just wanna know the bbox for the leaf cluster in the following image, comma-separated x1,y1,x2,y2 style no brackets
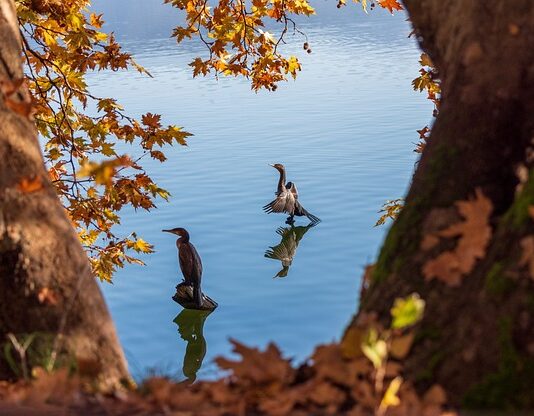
17,0,191,281
166,0,402,91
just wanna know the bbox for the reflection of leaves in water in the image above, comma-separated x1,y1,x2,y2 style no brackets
173,309,213,382
264,222,315,278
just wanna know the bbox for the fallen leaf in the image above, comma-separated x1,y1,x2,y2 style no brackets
215,339,294,385
390,332,415,360
423,384,447,406
17,176,44,193
341,326,365,359
423,188,493,286
420,234,439,251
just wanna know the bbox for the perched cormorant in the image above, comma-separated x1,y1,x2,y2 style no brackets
163,227,203,308
263,163,320,224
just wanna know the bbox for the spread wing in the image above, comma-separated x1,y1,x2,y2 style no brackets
263,189,297,215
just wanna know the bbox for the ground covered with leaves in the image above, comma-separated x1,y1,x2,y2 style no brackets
0,339,456,416
0,296,458,416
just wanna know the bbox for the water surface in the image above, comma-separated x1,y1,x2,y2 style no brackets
90,1,430,380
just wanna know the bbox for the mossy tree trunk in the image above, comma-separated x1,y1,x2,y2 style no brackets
353,0,534,409
0,0,128,389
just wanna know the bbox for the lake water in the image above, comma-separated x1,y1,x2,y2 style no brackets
89,0,430,381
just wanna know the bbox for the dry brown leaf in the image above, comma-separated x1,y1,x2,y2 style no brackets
423,384,447,406
24,368,79,407
390,332,415,360
312,344,372,388
420,234,439,251
258,388,300,416
308,380,346,407
215,339,294,385
519,236,534,280
17,176,44,193
341,326,365,359
385,361,403,378
422,188,492,286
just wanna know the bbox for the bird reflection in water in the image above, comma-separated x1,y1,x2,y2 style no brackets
264,222,316,278
173,309,213,383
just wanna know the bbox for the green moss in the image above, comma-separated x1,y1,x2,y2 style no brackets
372,196,426,284
502,168,534,230
413,325,441,345
372,143,462,285
463,318,534,409
484,263,514,296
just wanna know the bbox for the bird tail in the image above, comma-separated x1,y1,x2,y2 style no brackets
193,284,203,308
295,201,321,224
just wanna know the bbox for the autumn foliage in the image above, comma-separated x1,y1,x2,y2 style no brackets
0,294,458,416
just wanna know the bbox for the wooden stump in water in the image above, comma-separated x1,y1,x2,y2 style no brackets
172,282,218,311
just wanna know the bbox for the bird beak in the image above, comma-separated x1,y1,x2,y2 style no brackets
269,164,275,167
162,229,173,234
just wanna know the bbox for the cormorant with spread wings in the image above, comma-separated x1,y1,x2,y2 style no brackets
263,163,320,224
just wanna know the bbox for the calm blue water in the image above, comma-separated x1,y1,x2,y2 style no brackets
89,1,430,381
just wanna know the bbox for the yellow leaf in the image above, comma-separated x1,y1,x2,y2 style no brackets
379,376,403,413
134,238,154,253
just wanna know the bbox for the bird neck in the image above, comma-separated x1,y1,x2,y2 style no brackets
276,168,286,192
178,231,190,243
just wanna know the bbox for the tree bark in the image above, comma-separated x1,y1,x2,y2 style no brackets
351,0,534,409
0,0,129,389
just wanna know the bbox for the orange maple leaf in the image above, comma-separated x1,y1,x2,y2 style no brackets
17,176,44,193
422,188,493,286
141,113,162,129
378,0,403,13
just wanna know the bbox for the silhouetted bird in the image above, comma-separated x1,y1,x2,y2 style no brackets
263,164,320,224
163,227,203,308
265,223,315,277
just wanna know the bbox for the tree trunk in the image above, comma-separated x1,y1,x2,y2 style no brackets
0,0,129,389
351,0,534,409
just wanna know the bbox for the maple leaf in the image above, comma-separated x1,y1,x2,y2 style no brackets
141,113,162,129
422,188,493,286
377,0,403,14
215,339,294,385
